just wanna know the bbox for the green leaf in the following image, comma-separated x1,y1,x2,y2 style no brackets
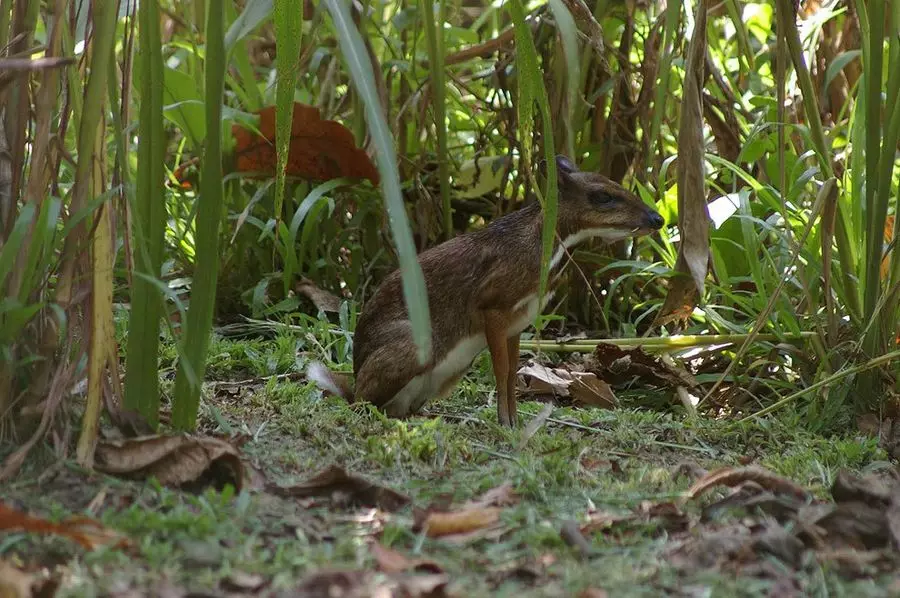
274,0,303,262
225,0,274,53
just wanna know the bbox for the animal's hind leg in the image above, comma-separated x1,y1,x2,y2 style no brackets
355,340,429,418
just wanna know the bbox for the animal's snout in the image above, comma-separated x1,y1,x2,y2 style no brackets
646,211,665,230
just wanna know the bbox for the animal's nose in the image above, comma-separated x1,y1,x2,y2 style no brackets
647,211,665,229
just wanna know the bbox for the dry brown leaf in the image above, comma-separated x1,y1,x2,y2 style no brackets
220,571,268,593
93,434,244,491
687,466,811,502
266,464,410,512
580,510,637,535
517,363,616,409
658,0,710,321
290,568,450,598
370,543,442,575
418,507,501,538
463,482,519,509
296,278,342,313
0,502,129,551
578,589,610,598
586,343,697,389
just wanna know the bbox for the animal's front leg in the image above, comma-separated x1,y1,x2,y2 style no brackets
505,334,520,426
484,310,512,427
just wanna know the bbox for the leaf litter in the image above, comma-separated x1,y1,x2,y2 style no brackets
7,424,900,596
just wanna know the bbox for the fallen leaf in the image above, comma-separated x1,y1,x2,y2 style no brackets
463,483,519,509
0,501,129,551
296,278,342,313
585,343,698,389
288,568,449,598
517,363,616,409
686,466,810,503
416,506,501,538
93,434,245,492
266,464,410,512
220,571,268,592
580,510,637,535
578,589,609,598
370,543,442,574
232,102,379,185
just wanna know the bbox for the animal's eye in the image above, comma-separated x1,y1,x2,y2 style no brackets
591,191,615,205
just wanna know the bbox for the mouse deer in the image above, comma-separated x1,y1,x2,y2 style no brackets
308,155,664,426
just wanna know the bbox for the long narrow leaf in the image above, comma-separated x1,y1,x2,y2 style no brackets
124,0,167,427
508,0,558,304
273,0,303,245
172,3,227,430
323,0,432,365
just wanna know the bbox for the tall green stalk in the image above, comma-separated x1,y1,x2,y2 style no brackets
421,0,451,241
124,0,167,427
860,0,886,359
172,3,226,430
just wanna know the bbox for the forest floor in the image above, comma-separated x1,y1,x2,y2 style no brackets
2,328,899,597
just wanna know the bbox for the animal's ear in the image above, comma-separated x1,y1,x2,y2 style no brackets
555,155,577,175
538,155,578,180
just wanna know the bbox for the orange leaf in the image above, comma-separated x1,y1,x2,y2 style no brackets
232,102,379,185
0,501,130,550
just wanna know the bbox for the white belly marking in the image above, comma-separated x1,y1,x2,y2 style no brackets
384,334,487,416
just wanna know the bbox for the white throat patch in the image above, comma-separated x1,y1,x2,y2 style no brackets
549,227,633,271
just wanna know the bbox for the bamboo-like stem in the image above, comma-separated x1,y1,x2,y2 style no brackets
421,0,451,241
520,332,815,353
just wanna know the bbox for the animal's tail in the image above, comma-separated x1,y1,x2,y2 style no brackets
306,361,355,401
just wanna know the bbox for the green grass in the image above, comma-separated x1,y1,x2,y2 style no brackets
0,330,894,597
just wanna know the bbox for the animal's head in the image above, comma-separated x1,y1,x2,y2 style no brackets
540,155,664,242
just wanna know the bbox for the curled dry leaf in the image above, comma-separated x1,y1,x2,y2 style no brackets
0,501,130,551
686,466,811,503
232,102,379,185
266,464,410,512
517,363,616,409
94,434,245,491
585,343,697,390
